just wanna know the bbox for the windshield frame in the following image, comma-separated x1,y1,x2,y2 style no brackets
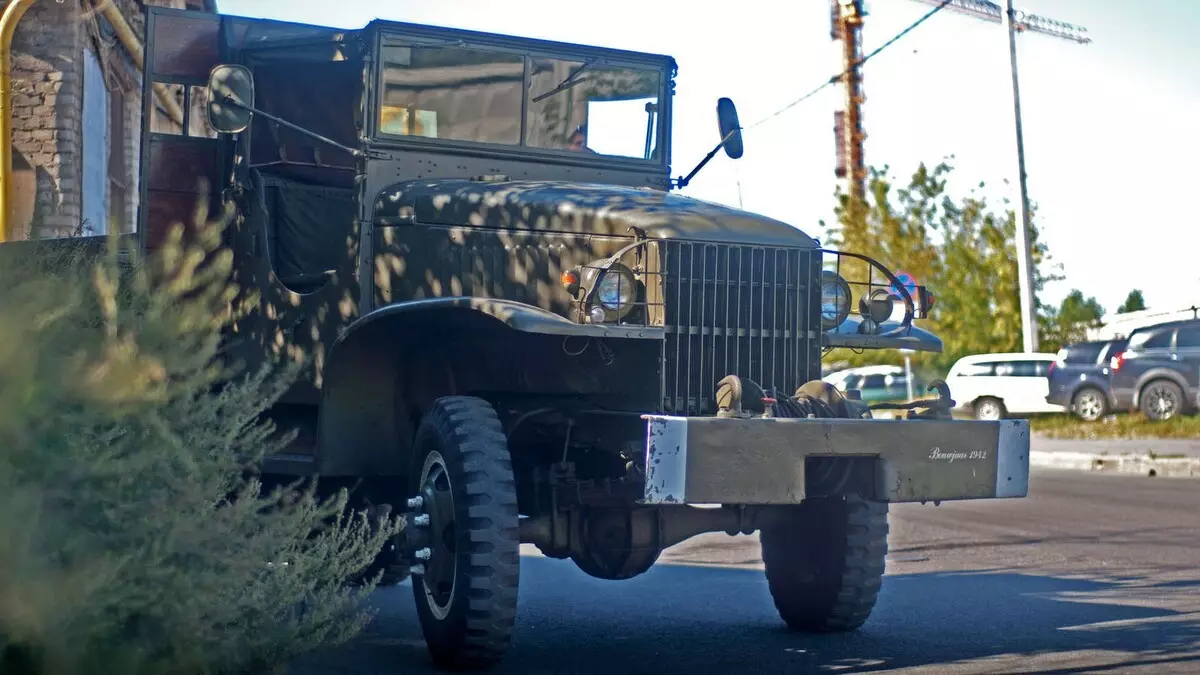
366,23,673,172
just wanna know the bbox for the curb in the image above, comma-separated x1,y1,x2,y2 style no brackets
1030,450,1200,478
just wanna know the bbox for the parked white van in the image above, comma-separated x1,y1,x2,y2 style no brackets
943,352,1066,420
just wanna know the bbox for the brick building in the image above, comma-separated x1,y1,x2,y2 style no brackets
6,0,215,241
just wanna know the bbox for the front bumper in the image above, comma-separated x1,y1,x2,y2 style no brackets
641,415,1030,505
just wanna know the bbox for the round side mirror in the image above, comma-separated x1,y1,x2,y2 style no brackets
207,64,256,134
716,97,744,160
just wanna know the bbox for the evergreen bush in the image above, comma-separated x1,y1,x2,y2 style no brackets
0,196,399,675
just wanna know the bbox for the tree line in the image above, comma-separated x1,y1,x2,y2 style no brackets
822,159,1147,376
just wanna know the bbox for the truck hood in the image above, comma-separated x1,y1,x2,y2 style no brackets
372,179,818,248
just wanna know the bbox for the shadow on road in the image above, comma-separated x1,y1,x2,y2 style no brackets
288,555,1200,675
888,524,1200,556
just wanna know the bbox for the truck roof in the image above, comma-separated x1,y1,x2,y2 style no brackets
223,11,677,71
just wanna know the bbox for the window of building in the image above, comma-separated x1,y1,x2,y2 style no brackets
108,72,129,233
81,48,110,237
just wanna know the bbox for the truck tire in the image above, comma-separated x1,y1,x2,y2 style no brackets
409,396,520,671
760,494,888,632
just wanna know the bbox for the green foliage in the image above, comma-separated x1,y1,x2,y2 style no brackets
1117,289,1147,314
823,159,1060,377
1039,289,1105,353
0,197,399,675
1030,412,1200,440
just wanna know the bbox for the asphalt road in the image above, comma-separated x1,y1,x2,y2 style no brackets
291,469,1200,675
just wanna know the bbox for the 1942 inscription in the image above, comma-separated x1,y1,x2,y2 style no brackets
928,447,988,462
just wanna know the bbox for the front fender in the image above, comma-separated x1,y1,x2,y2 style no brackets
338,297,664,343
314,297,663,477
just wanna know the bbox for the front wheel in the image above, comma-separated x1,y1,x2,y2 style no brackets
409,396,520,671
760,494,888,632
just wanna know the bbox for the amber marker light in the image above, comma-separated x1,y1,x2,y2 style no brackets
561,269,580,295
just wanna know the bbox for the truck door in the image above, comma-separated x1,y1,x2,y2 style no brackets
138,7,223,252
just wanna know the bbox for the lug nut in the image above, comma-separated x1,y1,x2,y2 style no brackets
410,564,426,576
406,496,424,509
414,547,432,560
411,514,430,527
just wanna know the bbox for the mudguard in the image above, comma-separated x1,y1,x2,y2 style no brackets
312,297,662,477
336,297,665,343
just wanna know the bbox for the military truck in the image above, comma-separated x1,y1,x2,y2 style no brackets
132,6,1030,671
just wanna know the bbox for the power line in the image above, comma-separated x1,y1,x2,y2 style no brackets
745,0,955,132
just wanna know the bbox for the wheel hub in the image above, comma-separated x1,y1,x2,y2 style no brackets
413,451,457,619
1076,392,1102,419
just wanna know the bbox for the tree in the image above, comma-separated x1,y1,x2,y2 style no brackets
0,198,398,675
1117,289,1146,314
822,159,1059,377
1040,289,1106,353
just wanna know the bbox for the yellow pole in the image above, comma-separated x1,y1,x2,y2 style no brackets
0,0,37,244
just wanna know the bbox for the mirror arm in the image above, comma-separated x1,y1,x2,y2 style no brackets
220,96,366,159
673,140,723,190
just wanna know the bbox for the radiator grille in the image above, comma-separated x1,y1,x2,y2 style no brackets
660,241,821,415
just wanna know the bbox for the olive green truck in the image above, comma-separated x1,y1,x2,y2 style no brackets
126,6,1030,670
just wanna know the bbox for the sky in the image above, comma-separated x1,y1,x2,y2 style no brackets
218,0,1200,317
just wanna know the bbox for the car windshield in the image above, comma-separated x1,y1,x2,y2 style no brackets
376,36,664,162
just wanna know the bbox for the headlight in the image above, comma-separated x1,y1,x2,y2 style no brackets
820,270,852,330
578,262,640,324
596,267,636,311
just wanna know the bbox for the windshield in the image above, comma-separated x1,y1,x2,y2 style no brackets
376,36,664,162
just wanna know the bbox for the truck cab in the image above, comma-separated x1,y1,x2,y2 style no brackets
136,6,1030,671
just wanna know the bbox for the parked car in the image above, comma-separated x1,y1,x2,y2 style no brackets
823,365,921,404
1108,318,1200,421
944,352,1065,420
1046,338,1128,421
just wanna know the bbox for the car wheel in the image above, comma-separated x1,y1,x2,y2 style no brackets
1139,380,1184,421
974,397,1005,420
1071,387,1108,422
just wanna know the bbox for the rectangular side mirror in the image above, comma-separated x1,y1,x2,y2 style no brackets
207,64,255,134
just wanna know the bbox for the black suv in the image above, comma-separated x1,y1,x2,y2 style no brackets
1047,338,1127,421
1108,319,1200,421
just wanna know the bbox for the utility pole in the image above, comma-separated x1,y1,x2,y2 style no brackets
831,0,866,203
907,0,1090,353
1001,0,1037,352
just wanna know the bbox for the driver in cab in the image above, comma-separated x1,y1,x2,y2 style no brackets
567,125,597,153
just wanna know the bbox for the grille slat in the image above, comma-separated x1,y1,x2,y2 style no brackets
661,242,820,416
